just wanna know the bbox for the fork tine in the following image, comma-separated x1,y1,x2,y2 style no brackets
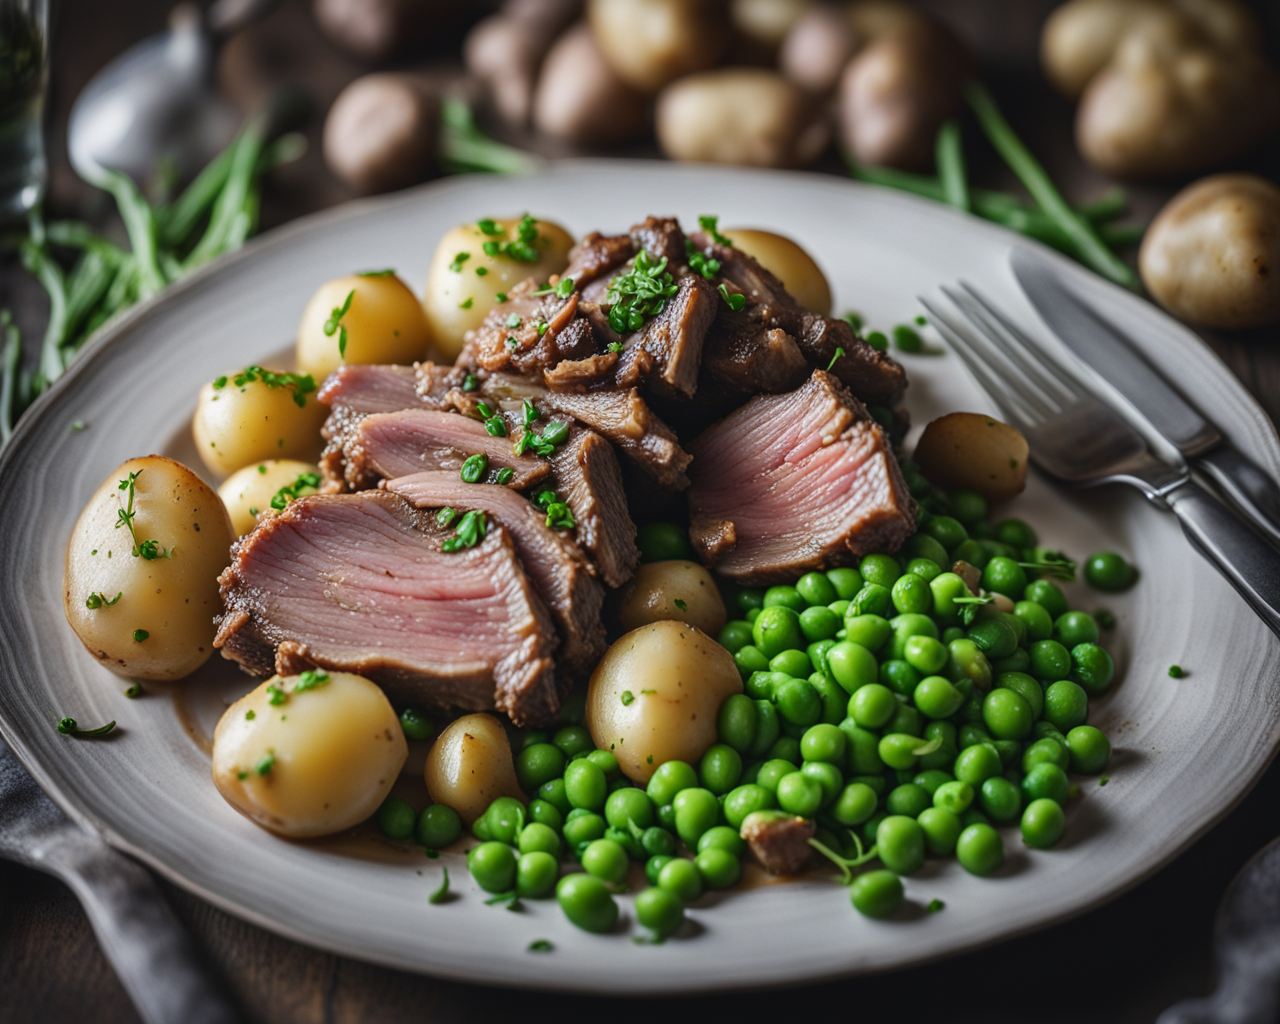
952,282,1088,403
918,297,1043,430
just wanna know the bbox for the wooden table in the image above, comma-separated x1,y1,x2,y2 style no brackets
3,2,1280,1021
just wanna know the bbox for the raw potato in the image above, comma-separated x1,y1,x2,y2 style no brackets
913,412,1030,504
1139,173,1280,330
296,272,436,382
192,369,328,477
780,5,856,95
588,0,729,94
424,713,525,824
323,74,439,195
586,621,742,785
616,560,728,636
533,23,650,146
217,459,320,537
731,0,815,49
212,672,407,838
422,217,574,361
64,456,234,680
721,228,831,314
656,68,828,169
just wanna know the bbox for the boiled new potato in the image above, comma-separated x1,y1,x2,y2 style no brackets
912,412,1030,503
424,713,524,824
588,0,729,94
296,272,435,381
192,367,328,477
586,621,742,785
212,671,407,838
422,216,574,361
64,456,234,680
217,459,320,536
720,228,831,314
323,74,439,195
616,560,728,636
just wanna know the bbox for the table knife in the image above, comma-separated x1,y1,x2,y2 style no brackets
1010,246,1280,549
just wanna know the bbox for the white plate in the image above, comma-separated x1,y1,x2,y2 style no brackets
3,161,1279,993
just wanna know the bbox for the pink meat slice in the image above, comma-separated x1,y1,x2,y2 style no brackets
687,370,915,584
213,491,561,726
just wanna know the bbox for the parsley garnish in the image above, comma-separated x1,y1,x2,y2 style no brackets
442,510,487,553
495,292,508,302
606,250,678,333
448,252,471,272
865,331,888,351
475,266,488,276
699,214,733,246
460,453,489,483
532,489,557,510
607,341,623,353
674,598,687,611
843,311,864,332
826,346,845,372
57,717,115,737
545,501,575,530
462,374,478,392
621,690,635,705
256,751,275,776
496,467,515,485
323,290,355,357
717,283,746,312
1099,775,1110,786
506,313,522,328
70,420,86,432
514,419,569,458
358,268,395,277
125,684,142,699
295,669,330,692
216,366,318,409
477,219,503,236
430,867,451,904
927,899,945,913
528,939,553,952
270,471,321,511
476,402,508,437
684,238,720,280
1169,665,1184,678
481,214,540,262
641,689,656,694
245,710,256,720
531,277,576,299
436,507,458,528
266,682,286,706
85,591,122,609
459,297,473,309
116,471,171,561
132,629,149,642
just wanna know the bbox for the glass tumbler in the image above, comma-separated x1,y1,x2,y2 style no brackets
0,0,48,221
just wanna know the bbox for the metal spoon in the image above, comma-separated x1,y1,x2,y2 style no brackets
67,0,276,187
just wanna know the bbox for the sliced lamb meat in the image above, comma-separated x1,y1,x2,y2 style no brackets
700,318,810,396
465,282,593,378
686,370,915,584
385,471,607,674
338,408,550,491
614,273,717,399
546,427,639,588
689,230,907,405
317,363,422,418
213,491,561,726
562,231,635,293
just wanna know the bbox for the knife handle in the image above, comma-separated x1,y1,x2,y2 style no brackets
1197,444,1280,550
44,835,244,1024
1166,479,1280,638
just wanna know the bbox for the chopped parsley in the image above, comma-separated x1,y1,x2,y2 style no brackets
70,420,86,432
436,507,458,528
448,252,471,273
1169,665,1185,678
927,899,945,913
674,598,687,611
245,710,256,721
358,268,395,277
295,669,330,692
826,346,845,372
266,682,286,706
544,501,575,530
481,214,541,262
684,238,720,280
442,510,487,553
506,313,522,328
56,718,115,737
85,591,122,609
496,467,514,485
531,277,575,299
1099,775,1110,786
477,219,503,236
528,939,553,952
215,366,318,408
256,751,276,776
495,292,508,302
460,453,489,483
865,330,888,351
116,471,171,561
430,867,451,903
323,290,355,357
699,214,733,247
270,471,321,511
842,311,864,332
717,283,746,312
606,250,678,333
514,419,569,458
532,489,557,510
476,266,488,276
462,374,478,392
125,684,142,699
459,297,473,309
132,628,149,642
477,402,507,437
620,690,635,706
606,341,624,353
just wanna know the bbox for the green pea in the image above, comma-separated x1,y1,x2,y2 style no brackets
797,571,838,607
518,822,562,856
993,648,1032,676
932,779,974,814
903,635,948,673
929,573,970,623
879,659,921,697
768,735,803,764
800,723,847,764
744,670,777,701
842,615,892,653
1022,798,1066,849
699,743,743,795
831,782,878,826
516,742,567,793
885,701,921,738
399,707,436,742
957,691,985,724
954,743,1003,786
716,693,758,754
527,799,562,833
375,796,416,841
807,639,836,675
956,823,1004,876
514,850,558,898
775,771,823,816
997,671,1044,720
809,672,847,724
1021,580,1065,620
748,700,781,759
876,815,926,875
840,721,885,774
647,760,698,805
656,803,677,831
878,733,926,771
717,620,755,654
801,761,843,805
775,678,822,726
581,838,629,884
1066,726,1111,774
906,557,944,583
946,638,993,691
992,739,1022,768
1055,610,1099,647
918,721,958,771
829,599,852,618
849,869,904,918
924,515,968,550
1042,680,1088,731
564,759,607,811
484,796,525,844
562,810,606,849
827,567,864,600
799,605,842,642
860,553,902,587
946,488,985,526
912,769,953,796
538,777,571,815
552,725,594,758
734,644,770,679
977,776,1022,822
1022,763,1070,806
1013,600,1053,642
752,606,805,659
958,723,991,748
697,825,746,858
891,573,932,615
754,758,797,794
637,521,694,563
967,616,1018,659
635,886,684,937
642,827,677,858
1022,738,1067,774
826,640,878,694
737,587,765,614
1070,642,1115,696
645,854,674,885
696,848,742,889
604,787,654,831
981,557,1027,599
556,873,618,932
992,518,1034,549
905,531,951,568
983,688,1033,741
673,787,720,847
657,857,702,902
770,651,811,680
886,782,931,817
915,807,961,857
849,683,896,729
1033,720,1067,744
723,784,776,828
888,613,939,659
416,804,462,849
851,583,892,618
951,539,989,569
468,841,517,893
861,810,889,847
913,675,965,719
1084,551,1136,592
1028,639,1072,681
763,585,806,611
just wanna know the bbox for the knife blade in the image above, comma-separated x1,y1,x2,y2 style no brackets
1010,245,1280,548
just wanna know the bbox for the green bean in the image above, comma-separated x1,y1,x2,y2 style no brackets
439,97,543,175
20,240,69,385
92,168,167,297
935,119,970,212
158,143,235,249
0,313,19,444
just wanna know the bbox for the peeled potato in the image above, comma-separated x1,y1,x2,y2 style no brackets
913,412,1029,503
217,459,320,536
721,228,832,314
424,713,525,824
586,621,742,785
296,272,436,381
588,0,729,94
64,456,235,680
616,560,727,636
212,671,407,838
422,217,574,361
192,368,328,477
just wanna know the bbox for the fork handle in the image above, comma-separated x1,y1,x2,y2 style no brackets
1166,479,1280,638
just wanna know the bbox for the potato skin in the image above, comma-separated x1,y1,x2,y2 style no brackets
913,412,1029,504
217,459,320,536
192,370,328,477
721,228,832,314
64,456,235,680
586,621,742,785
1139,173,1280,330
616,560,728,636
588,0,729,94
422,218,573,361
424,713,525,825
212,672,407,838
323,74,439,195
533,23,650,146
656,68,828,169
296,273,436,382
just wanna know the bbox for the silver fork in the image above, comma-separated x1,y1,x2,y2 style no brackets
921,282,1280,638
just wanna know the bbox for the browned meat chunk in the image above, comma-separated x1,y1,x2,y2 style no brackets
700,318,809,396
466,282,593,378
213,491,561,726
562,231,635,293
384,471,607,674
740,812,817,875
687,370,915,584
614,273,717,399
546,427,639,588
